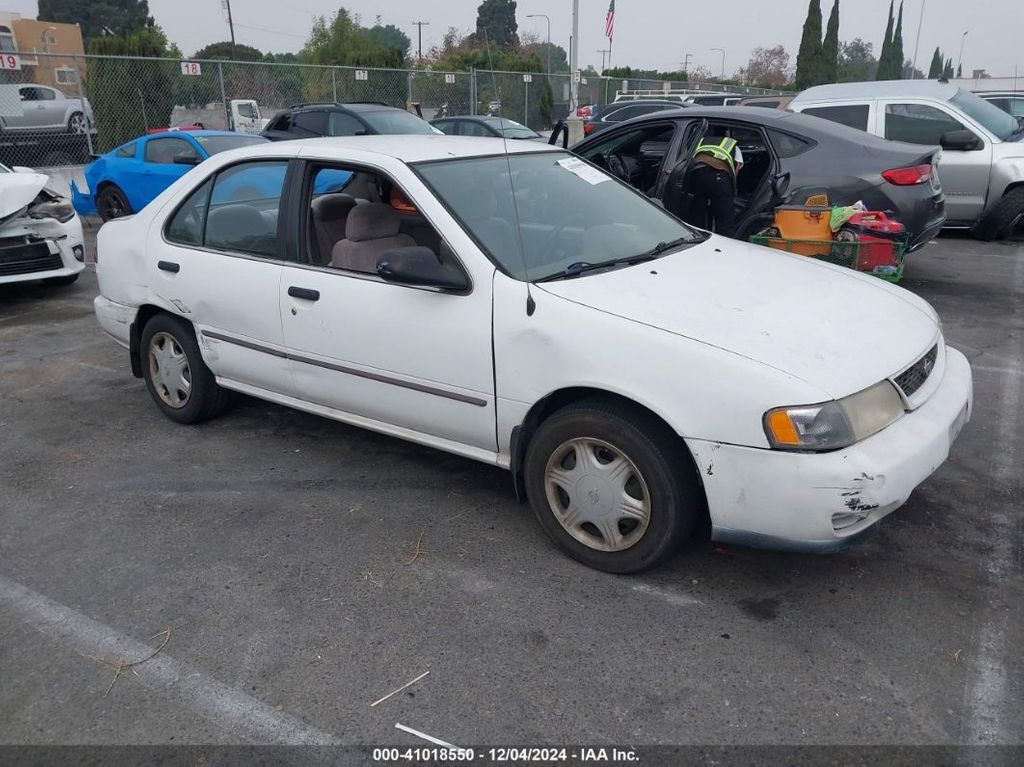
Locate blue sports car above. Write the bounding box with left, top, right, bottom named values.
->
left=73, top=130, right=355, bottom=221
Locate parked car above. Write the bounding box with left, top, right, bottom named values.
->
left=94, top=135, right=972, bottom=573
left=789, top=81, right=1024, bottom=239
left=0, top=83, right=95, bottom=134
left=0, top=163, right=84, bottom=287
left=581, top=100, right=688, bottom=137
left=430, top=116, right=544, bottom=141
left=686, top=93, right=743, bottom=106
left=561, top=106, right=946, bottom=250
left=262, top=102, right=441, bottom=141
left=736, top=95, right=795, bottom=109
left=974, top=91, right=1024, bottom=118
left=71, top=130, right=269, bottom=221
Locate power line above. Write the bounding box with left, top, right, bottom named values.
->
left=233, top=23, right=309, bottom=40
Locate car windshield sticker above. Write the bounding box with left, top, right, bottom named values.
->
left=556, top=157, right=610, bottom=185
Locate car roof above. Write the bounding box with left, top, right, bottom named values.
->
left=244, top=135, right=562, bottom=163
left=147, top=130, right=247, bottom=139
left=793, top=79, right=960, bottom=102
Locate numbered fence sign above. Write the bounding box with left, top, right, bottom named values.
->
left=522, top=73, right=533, bottom=83
left=355, top=70, right=369, bottom=81
left=0, top=54, right=21, bottom=71
left=444, top=73, right=456, bottom=84
left=180, top=61, right=202, bottom=76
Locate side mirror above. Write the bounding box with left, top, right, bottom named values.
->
left=771, top=172, right=791, bottom=200
left=377, top=246, right=469, bottom=292
left=940, top=129, right=982, bottom=151
left=549, top=120, right=568, bottom=148
left=173, top=153, right=201, bottom=166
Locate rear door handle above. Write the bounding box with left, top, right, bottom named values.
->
left=288, top=286, right=320, bottom=301
left=157, top=260, right=180, bottom=273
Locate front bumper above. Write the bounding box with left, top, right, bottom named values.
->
left=687, top=346, right=973, bottom=552
left=0, top=214, right=85, bottom=285
left=94, top=295, right=137, bottom=348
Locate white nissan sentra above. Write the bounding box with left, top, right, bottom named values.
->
left=94, top=136, right=972, bottom=573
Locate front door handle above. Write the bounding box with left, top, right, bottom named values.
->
left=288, top=286, right=320, bottom=301
left=157, top=260, right=180, bottom=273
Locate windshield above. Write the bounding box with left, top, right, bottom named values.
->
left=360, top=109, right=440, bottom=135
left=415, top=152, right=703, bottom=281
left=484, top=118, right=540, bottom=139
left=950, top=89, right=1018, bottom=140
left=193, top=134, right=268, bottom=155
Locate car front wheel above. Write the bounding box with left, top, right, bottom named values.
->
left=141, top=314, right=228, bottom=424
left=68, top=111, right=88, bottom=134
left=524, top=398, right=700, bottom=573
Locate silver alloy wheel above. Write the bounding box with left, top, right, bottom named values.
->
left=148, top=331, right=192, bottom=408
left=543, top=437, right=651, bottom=552
left=68, top=113, right=87, bottom=134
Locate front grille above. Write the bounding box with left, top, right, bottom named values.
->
left=894, top=344, right=938, bottom=398
left=0, top=239, right=61, bottom=277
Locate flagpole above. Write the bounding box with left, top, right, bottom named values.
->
left=608, top=37, right=612, bottom=71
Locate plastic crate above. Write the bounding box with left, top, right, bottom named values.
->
left=749, top=235, right=906, bottom=283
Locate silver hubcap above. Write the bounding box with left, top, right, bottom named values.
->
left=148, top=332, right=192, bottom=408
left=70, top=114, right=86, bottom=133
left=544, top=438, right=651, bottom=552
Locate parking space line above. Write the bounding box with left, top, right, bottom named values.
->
left=0, top=573, right=340, bottom=746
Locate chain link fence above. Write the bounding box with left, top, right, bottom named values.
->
left=0, top=51, right=787, bottom=171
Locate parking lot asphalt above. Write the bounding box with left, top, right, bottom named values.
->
left=0, top=230, right=1021, bottom=749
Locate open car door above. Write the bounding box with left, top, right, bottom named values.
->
left=659, top=118, right=708, bottom=219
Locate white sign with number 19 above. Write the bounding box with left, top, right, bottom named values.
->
left=0, top=54, right=22, bottom=71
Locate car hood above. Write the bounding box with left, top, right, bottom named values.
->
left=0, top=170, right=48, bottom=219
left=536, top=237, right=939, bottom=399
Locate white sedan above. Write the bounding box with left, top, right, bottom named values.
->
left=93, top=136, right=973, bottom=573
left=0, top=164, right=85, bottom=286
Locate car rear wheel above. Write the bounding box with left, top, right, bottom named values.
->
left=67, top=112, right=87, bottom=134
left=97, top=185, right=132, bottom=222
left=141, top=314, right=228, bottom=424
left=523, top=398, right=700, bottom=573
left=973, top=187, right=1024, bottom=241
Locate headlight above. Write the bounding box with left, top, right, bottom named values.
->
left=764, top=381, right=905, bottom=451
left=29, top=199, right=76, bottom=223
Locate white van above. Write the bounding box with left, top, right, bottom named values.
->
left=790, top=80, right=1024, bottom=239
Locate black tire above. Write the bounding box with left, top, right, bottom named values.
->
left=43, top=273, right=79, bottom=286
left=140, top=313, right=229, bottom=425
left=972, top=187, right=1024, bottom=241
left=97, top=185, right=132, bottom=222
left=523, top=398, right=701, bottom=574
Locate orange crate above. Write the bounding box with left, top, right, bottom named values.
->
left=770, top=206, right=833, bottom=256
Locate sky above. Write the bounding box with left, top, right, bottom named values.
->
left=8, top=1, right=1020, bottom=77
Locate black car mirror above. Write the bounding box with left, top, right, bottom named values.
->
left=173, top=153, right=202, bottom=166
left=771, top=172, right=791, bottom=199
left=549, top=120, right=568, bottom=148
left=377, top=247, right=469, bottom=291
left=940, top=130, right=982, bottom=151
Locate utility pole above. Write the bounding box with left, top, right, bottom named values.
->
left=222, top=0, right=236, bottom=59
left=527, top=14, right=551, bottom=74
left=957, top=30, right=968, bottom=76
left=911, top=0, right=926, bottom=79
left=412, top=20, right=430, bottom=62
left=710, top=48, right=726, bottom=79
left=683, top=53, right=693, bottom=75
left=570, top=0, right=579, bottom=111
left=597, top=49, right=610, bottom=73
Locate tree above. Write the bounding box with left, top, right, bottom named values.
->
left=956, top=63, right=962, bottom=78
left=876, top=1, right=895, bottom=80
left=475, top=0, right=518, bottom=48
left=366, top=23, right=412, bottom=60
left=928, top=47, right=943, bottom=78
left=942, top=57, right=954, bottom=79
left=795, top=0, right=824, bottom=89
left=739, top=45, right=792, bottom=88
left=38, top=0, right=154, bottom=46
left=890, top=2, right=905, bottom=80
left=87, top=26, right=177, bottom=150
left=821, top=1, right=840, bottom=83
left=192, top=42, right=264, bottom=62
left=838, top=38, right=877, bottom=81
left=301, top=9, right=406, bottom=68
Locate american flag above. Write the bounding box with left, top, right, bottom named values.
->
left=605, top=0, right=615, bottom=40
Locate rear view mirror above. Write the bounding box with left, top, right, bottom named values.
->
left=940, top=130, right=982, bottom=151
left=173, top=153, right=201, bottom=166
left=377, top=247, right=469, bottom=291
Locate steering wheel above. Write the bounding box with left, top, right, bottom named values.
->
left=605, top=152, right=629, bottom=182
left=538, top=215, right=591, bottom=265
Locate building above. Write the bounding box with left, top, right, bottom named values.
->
left=0, top=12, right=86, bottom=96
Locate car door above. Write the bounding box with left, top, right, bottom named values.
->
left=130, top=136, right=202, bottom=209
left=149, top=158, right=295, bottom=395
left=880, top=100, right=992, bottom=223
left=278, top=159, right=497, bottom=453
left=17, top=87, right=49, bottom=129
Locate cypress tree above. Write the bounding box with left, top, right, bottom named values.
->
left=795, top=0, right=824, bottom=89
left=891, top=2, right=905, bottom=78
left=822, top=0, right=840, bottom=83
left=876, top=1, right=894, bottom=80
left=927, top=47, right=942, bottom=78
left=942, top=57, right=954, bottom=79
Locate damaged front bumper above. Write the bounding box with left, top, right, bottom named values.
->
left=687, top=347, right=974, bottom=552
left=0, top=213, right=85, bottom=285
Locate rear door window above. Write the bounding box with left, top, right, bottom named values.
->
left=802, top=103, right=870, bottom=131
left=884, top=103, right=968, bottom=145
left=328, top=112, right=365, bottom=136
left=292, top=111, right=327, bottom=137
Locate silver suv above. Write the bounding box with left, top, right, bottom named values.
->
left=790, top=80, right=1024, bottom=239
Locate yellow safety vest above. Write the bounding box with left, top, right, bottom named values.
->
left=693, top=137, right=738, bottom=177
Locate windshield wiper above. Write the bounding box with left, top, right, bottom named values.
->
left=536, top=238, right=697, bottom=282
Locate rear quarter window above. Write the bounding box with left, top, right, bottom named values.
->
left=767, top=129, right=815, bottom=158
left=801, top=104, right=870, bottom=131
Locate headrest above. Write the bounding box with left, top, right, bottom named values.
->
left=345, top=202, right=402, bottom=242
left=311, top=193, right=357, bottom=222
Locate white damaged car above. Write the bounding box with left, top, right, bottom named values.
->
left=0, top=164, right=85, bottom=286
left=93, top=137, right=973, bottom=573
